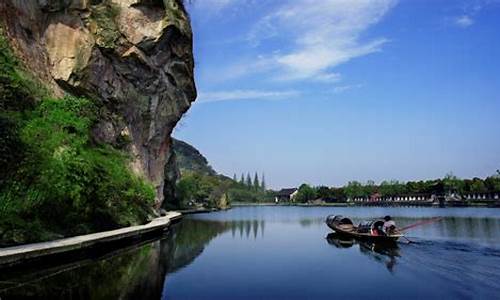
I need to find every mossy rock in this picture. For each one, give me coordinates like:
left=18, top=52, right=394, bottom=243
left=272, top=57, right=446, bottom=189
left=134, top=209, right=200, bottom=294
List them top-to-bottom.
left=163, top=0, right=191, bottom=36
left=89, top=2, right=121, bottom=49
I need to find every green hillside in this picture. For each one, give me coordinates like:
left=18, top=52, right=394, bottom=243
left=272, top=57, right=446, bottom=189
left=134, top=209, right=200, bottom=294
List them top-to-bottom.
left=172, top=138, right=216, bottom=176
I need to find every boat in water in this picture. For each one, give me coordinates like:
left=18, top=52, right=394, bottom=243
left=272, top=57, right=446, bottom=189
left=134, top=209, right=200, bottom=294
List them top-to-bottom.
left=326, top=215, right=403, bottom=242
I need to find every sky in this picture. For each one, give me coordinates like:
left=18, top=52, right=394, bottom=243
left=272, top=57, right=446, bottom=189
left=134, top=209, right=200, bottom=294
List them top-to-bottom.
left=173, top=0, right=500, bottom=189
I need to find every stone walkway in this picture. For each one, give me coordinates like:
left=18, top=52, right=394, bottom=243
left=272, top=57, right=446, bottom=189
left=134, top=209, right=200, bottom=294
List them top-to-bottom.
left=0, top=211, right=182, bottom=267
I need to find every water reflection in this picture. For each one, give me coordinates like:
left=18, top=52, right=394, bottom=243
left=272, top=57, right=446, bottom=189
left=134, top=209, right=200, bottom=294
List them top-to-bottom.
left=1, top=207, right=500, bottom=300
left=393, top=216, right=500, bottom=246
left=0, top=219, right=263, bottom=300
left=229, top=219, right=266, bottom=239
left=326, top=233, right=400, bottom=273
left=0, top=239, right=168, bottom=299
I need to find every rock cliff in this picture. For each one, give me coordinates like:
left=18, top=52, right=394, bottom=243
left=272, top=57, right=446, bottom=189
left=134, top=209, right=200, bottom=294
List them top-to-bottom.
left=0, top=0, right=196, bottom=208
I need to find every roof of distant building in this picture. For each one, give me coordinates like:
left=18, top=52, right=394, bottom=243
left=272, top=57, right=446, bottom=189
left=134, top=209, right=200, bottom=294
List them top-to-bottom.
left=276, top=188, right=298, bottom=196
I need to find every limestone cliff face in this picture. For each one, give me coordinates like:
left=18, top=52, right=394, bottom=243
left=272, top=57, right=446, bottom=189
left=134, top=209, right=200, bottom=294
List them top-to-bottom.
left=0, top=0, right=196, bottom=207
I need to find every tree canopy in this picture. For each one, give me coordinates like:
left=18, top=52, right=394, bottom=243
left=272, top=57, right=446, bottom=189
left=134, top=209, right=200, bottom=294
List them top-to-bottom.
left=287, top=172, right=500, bottom=203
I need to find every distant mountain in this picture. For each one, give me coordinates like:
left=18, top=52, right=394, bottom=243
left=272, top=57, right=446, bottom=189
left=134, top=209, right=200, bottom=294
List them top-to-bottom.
left=172, top=139, right=217, bottom=176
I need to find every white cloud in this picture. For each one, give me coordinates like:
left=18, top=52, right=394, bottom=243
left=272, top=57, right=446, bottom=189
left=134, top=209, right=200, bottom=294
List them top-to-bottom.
left=247, top=0, right=397, bottom=82
left=449, top=0, right=497, bottom=29
left=455, top=15, right=474, bottom=28
left=214, top=56, right=276, bottom=82
left=315, top=72, right=342, bottom=83
left=333, top=84, right=363, bottom=93
left=197, top=89, right=300, bottom=103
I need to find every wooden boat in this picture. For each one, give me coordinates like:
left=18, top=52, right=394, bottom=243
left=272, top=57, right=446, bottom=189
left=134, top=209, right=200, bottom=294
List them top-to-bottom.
left=326, top=215, right=402, bottom=242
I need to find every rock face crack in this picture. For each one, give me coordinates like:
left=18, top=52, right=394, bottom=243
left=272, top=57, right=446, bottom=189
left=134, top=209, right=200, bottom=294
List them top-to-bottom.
left=0, top=0, right=196, bottom=207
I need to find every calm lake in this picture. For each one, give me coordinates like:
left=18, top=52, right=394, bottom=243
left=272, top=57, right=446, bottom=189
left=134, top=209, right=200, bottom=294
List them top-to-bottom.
left=1, top=206, right=500, bottom=299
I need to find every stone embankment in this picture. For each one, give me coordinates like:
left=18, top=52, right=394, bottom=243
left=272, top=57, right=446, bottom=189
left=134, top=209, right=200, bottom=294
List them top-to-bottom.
left=0, top=212, right=182, bottom=267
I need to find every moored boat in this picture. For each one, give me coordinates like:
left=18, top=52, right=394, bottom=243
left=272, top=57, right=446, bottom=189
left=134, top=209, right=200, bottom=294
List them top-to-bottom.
left=326, top=215, right=402, bottom=242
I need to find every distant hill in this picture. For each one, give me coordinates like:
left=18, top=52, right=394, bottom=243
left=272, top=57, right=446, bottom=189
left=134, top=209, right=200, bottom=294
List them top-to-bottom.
left=171, top=139, right=272, bottom=207
left=172, top=139, right=217, bottom=176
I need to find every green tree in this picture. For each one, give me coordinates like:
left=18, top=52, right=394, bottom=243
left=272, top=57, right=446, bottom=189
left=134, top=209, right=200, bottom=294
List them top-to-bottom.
left=253, top=172, right=260, bottom=190
left=443, top=172, right=464, bottom=193
left=233, top=173, right=237, bottom=181
left=240, top=173, right=245, bottom=185
left=246, top=173, right=252, bottom=187
left=261, top=173, right=266, bottom=191
left=177, top=175, right=198, bottom=205
left=485, top=175, right=500, bottom=192
left=470, top=178, right=487, bottom=193
left=364, top=180, right=376, bottom=196
left=344, top=181, right=364, bottom=198
left=378, top=181, right=392, bottom=196
left=406, top=181, right=420, bottom=194
left=295, top=183, right=316, bottom=203
left=316, top=186, right=332, bottom=199
left=331, top=187, right=346, bottom=201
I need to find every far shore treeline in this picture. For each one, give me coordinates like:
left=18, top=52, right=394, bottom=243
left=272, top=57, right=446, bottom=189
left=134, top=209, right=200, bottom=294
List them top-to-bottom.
left=173, top=122, right=500, bottom=209
left=172, top=139, right=275, bottom=208
left=175, top=157, right=500, bottom=205
left=287, top=171, right=500, bottom=203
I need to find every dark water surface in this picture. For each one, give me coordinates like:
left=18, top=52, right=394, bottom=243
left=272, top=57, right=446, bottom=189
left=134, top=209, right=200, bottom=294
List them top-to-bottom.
left=1, top=206, right=500, bottom=299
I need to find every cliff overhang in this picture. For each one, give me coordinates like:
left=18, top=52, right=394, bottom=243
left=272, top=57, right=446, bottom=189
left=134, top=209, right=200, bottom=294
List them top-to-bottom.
left=0, top=0, right=197, bottom=207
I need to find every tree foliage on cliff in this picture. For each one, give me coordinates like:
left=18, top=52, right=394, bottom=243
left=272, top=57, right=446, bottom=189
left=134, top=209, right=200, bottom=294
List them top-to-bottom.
left=0, top=33, right=155, bottom=246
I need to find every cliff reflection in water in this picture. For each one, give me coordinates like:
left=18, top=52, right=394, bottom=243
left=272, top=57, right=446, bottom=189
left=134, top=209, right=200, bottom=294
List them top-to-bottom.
left=2, top=209, right=500, bottom=300
left=0, top=218, right=258, bottom=300
left=0, top=239, right=170, bottom=299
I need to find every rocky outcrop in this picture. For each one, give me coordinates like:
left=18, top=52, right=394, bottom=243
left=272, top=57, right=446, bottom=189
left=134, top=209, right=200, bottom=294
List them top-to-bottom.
left=0, top=0, right=196, bottom=208
left=172, top=138, right=216, bottom=176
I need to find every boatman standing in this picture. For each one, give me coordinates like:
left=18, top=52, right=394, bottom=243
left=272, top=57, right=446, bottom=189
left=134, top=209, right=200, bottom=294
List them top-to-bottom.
left=383, top=215, right=396, bottom=235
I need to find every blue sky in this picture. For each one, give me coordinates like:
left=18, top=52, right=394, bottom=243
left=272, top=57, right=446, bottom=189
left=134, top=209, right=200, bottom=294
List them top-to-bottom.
left=174, top=0, right=500, bottom=189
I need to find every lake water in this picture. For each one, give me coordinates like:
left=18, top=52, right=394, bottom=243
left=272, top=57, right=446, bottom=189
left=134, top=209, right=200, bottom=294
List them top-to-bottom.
left=1, top=206, right=500, bottom=299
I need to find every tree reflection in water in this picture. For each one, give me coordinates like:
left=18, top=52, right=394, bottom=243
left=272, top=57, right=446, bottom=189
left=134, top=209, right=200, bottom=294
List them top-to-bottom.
left=2, top=212, right=499, bottom=300
left=0, top=218, right=265, bottom=300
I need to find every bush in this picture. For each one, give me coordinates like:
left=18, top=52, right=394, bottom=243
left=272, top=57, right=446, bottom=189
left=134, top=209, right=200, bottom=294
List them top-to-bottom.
left=1, top=30, right=155, bottom=246
left=0, top=97, right=155, bottom=245
left=0, top=115, right=24, bottom=185
left=295, top=184, right=317, bottom=203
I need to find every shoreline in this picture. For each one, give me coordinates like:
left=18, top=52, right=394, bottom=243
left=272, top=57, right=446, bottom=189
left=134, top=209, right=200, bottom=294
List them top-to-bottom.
left=2, top=202, right=498, bottom=268
left=231, top=202, right=500, bottom=208
left=231, top=202, right=350, bottom=207
left=0, top=206, right=227, bottom=269
left=0, top=211, right=183, bottom=268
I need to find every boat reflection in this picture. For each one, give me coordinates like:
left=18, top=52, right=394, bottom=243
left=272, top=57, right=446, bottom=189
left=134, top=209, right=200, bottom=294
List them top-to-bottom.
left=326, top=233, right=400, bottom=273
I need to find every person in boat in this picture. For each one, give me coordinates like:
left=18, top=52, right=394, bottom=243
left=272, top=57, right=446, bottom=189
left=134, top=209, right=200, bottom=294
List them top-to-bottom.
left=383, top=216, right=397, bottom=235
left=371, top=221, right=384, bottom=236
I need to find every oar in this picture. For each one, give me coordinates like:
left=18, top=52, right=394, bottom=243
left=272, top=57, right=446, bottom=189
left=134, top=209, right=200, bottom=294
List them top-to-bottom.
left=397, top=217, right=443, bottom=244
left=399, top=217, right=443, bottom=232
left=401, top=235, right=414, bottom=244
